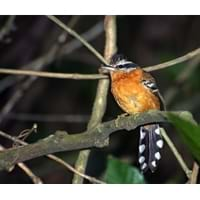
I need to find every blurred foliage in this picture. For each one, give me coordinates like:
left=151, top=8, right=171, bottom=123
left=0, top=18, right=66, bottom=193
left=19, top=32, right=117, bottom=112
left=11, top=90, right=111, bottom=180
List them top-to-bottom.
left=158, top=52, right=187, bottom=81
left=188, top=66, right=200, bottom=91
left=168, top=114, right=200, bottom=163
left=104, top=156, right=145, bottom=184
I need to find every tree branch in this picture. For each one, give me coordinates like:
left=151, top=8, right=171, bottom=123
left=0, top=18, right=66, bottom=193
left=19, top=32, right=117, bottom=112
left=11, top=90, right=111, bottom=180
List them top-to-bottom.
left=47, top=15, right=108, bottom=65
left=72, top=15, right=117, bottom=183
left=0, top=16, right=80, bottom=124
left=0, top=20, right=104, bottom=94
left=1, top=47, right=200, bottom=81
left=144, top=48, right=200, bottom=72
left=164, top=54, right=200, bottom=105
left=0, top=68, right=107, bottom=80
left=0, top=110, right=191, bottom=171
left=160, top=128, right=192, bottom=179
left=0, top=129, right=104, bottom=184
left=0, top=144, right=43, bottom=184
left=47, top=154, right=105, bottom=184
left=188, top=162, right=199, bottom=184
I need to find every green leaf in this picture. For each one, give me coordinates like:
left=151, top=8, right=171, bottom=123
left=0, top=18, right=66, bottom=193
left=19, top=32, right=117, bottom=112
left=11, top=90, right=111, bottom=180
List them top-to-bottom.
left=168, top=113, right=200, bottom=162
left=104, top=156, right=145, bottom=184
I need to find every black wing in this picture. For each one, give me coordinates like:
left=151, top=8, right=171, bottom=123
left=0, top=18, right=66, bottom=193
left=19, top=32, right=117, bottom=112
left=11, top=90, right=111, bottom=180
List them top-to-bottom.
left=142, top=71, right=166, bottom=110
left=142, top=71, right=158, bottom=93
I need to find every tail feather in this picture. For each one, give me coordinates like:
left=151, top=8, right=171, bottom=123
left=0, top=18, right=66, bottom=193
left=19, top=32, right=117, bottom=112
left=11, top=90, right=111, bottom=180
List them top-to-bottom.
left=138, top=124, right=163, bottom=173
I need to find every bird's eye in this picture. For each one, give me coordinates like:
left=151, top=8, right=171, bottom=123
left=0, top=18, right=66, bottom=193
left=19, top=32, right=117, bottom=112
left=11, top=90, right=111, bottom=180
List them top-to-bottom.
left=116, top=63, right=138, bottom=69
left=116, top=64, right=125, bottom=69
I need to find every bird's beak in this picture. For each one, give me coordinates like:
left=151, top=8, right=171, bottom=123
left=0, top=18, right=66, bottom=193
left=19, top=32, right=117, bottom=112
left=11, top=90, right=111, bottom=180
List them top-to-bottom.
left=100, top=64, right=115, bottom=74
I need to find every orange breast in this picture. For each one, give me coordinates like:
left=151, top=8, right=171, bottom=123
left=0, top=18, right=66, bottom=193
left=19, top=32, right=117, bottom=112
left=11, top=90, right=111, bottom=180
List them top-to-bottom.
left=110, top=69, right=160, bottom=114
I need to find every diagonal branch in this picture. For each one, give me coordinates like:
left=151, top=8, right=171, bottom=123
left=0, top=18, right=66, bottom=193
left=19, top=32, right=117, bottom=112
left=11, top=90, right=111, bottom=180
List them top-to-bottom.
left=47, top=15, right=107, bottom=65
left=0, top=16, right=80, bottom=124
left=0, top=20, right=104, bottom=94
left=144, top=48, right=200, bottom=72
left=164, top=54, right=200, bottom=105
left=0, top=110, right=191, bottom=171
left=160, top=128, right=191, bottom=178
left=0, top=129, right=104, bottom=184
left=0, top=144, right=43, bottom=184
left=47, top=154, right=105, bottom=184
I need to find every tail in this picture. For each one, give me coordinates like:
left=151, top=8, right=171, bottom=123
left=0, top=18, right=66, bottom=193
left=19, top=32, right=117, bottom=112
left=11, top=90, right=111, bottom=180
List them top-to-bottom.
left=138, top=124, right=163, bottom=173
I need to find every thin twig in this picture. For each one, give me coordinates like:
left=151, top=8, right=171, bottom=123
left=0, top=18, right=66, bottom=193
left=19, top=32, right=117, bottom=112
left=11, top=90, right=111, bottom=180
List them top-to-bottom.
left=46, top=15, right=108, bottom=65
left=0, top=16, right=16, bottom=41
left=57, top=16, right=80, bottom=44
left=72, top=16, right=117, bottom=184
left=0, top=17, right=80, bottom=124
left=0, top=18, right=104, bottom=127
left=0, top=20, right=104, bottom=94
left=60, top=21, right=104, bottom=55
left=0, top=47, right=200, bottom=82
left=144, top=48, right=200, bottom=72
left=164, top=55, right=200, bottom=105
left=0, top=68, right=107, bottom=80
left=0, top=76, right=37, bottom=124
left=13, top=123, right=37, bottom=147
left=160, top=128, right=192, bottom=179
left=0, top=130, right=105, bottom=184
left=0, top=130, right=28, bottom=144
left=0, top=144, right=43, bottom=184
left=47, top=154, right=105, bottom=184
left=188, top=162, right=199, bottom=184
left=17, top=163, right=43, bottom=184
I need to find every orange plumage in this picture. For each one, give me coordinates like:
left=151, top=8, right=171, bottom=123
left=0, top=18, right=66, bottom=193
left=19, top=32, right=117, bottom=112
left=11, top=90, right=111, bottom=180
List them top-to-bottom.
left=101, top=54, right=164, bottom=173
left=110, top=68, right=160, bottom=114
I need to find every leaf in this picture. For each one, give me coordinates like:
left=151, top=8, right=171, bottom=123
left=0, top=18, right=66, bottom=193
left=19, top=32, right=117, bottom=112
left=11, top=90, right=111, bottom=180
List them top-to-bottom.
left=168, top=113, right=200, bottom=162
left=104, top=156, right=145, bottom=184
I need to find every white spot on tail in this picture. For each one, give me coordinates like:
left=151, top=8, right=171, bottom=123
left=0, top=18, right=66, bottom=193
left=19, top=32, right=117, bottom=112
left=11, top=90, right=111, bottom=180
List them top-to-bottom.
left=155, top=127, right=160, bottom=135
left=140, top=131, right=146, bottom=140
left=156, top=140, right=164, bottom=148
left=139, top=144, right=145, bottom=153
left=155, top=152, right=161, bottom=160
left=139, top=156, right=145, bottom=164
left=151, top=161, right=156, bottom=167
left=141, top=163, right=147, bottom=170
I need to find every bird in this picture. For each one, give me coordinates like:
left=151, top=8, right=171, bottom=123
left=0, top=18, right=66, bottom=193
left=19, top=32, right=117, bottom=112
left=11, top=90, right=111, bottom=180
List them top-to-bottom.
left=101, top=54, right=164, bottom=173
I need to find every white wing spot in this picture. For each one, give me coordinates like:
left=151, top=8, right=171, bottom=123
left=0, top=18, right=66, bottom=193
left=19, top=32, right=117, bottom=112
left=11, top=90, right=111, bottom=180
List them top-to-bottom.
left=147, top=83, right=155, bottom=88
left=155, top=128, right=160, bottom=135
left=140, top=131, right=146, bottom=140
left=156, top=140, right=164, bottom=148
left=139, top=144, right=145, bottom=153
left=155, top=152, right=161, bottom=160
left=139, top=156, right=145, bottom=164
left=151, top=161, right=156, bottom=167
left=141, top=163, right=147, bottom=170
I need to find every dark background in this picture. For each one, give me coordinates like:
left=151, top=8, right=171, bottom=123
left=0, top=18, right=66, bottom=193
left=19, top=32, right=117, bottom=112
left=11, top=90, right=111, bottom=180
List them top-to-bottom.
left=0, top=15, right=200, bottom=183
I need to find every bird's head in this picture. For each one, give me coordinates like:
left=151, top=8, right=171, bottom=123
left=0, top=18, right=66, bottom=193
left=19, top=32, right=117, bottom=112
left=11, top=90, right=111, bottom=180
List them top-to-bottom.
left=101, top=54, right=138, bottom=73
